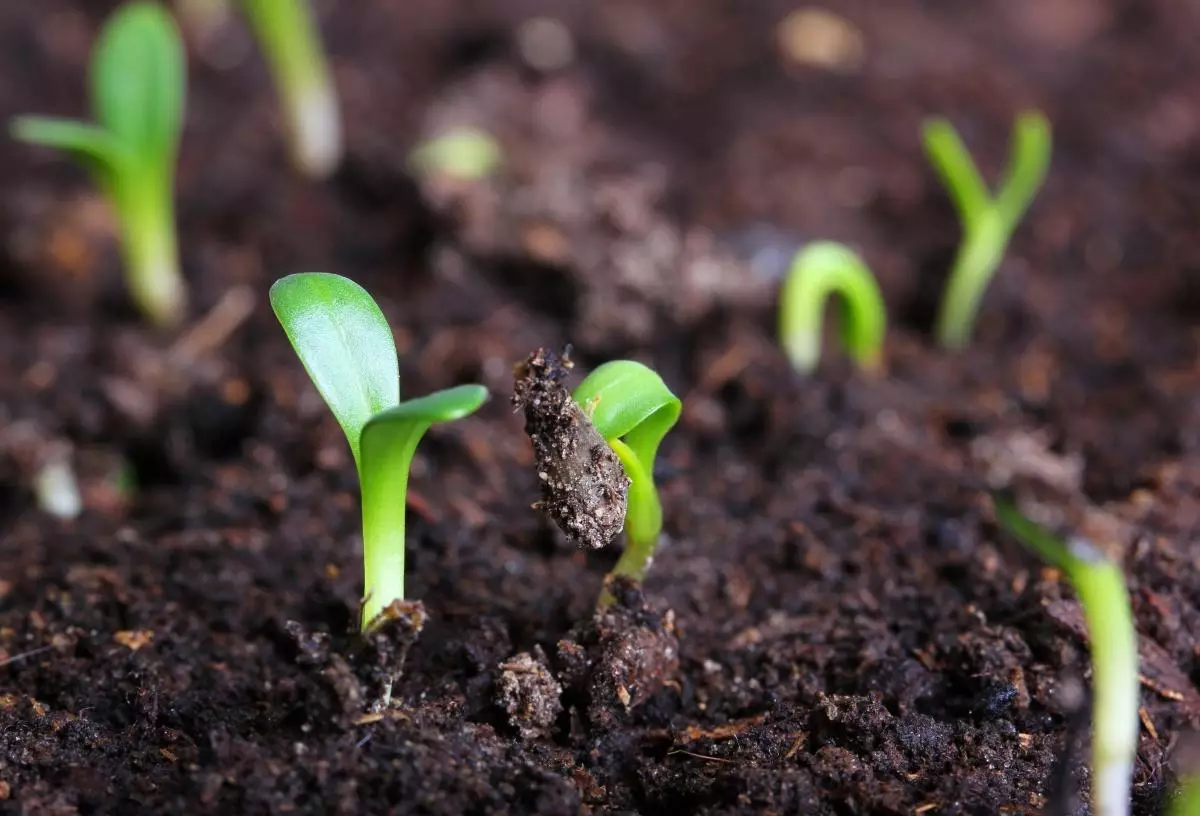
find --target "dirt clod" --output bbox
[496,646,563,739]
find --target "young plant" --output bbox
[270,273,488,630]
[408,127,503,182]
[995,497,1138,816]
[11,2,187,328]
[572,361,681,602]
[241,0,341,178]
[923,111,1052,350]
[1173,777,1200,816]
[778,240,886,374]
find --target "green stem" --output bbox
[119,171,186,328]
[598,438,661,607]
[934,212,1007,351]
[241,0,341,178]
[358,439,415,631]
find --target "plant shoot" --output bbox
[241,0,342,178]
[408,127,503,182]
[778,241,886,374]
[923,112,1051,350]
[11,2,187,327]
[995,497,1138,816]
[270,273,488,630]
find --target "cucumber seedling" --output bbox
[11,2,187,328]
[995,497,1138,816]
[241,0,342,178]
[271,273,488,630]
[923,112,1051,350]
[778,241,887,374]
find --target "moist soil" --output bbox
[1,1,1199,813]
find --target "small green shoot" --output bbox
[241,0,342,178]
[11,2,187,328]
[778,241,886,374]
[923,112,1052,350]
[995,497,1137,816]
[572,361,680,603]
[1172,776,1200,816]
[408,127,503,182]
[270,273,488,630]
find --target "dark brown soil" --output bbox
[2,1,1199,813]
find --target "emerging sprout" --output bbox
[922,112,1052,350]
[408,127,503,182]
[11,2,187,328]
[1172,776,1200,816]
[995,497,1137,816]
[241,0,342,178]
[270,273,488,630]
[778,241,886,374]
[572,361,681,603]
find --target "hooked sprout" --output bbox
[923,112,1052,350]
[11,2,187,328]
[778,241,886,374]
[995,497,1137,816]
[408,127,503,182]
[270,273,488,630]
[241,0,342,178]
[572,361,681,602]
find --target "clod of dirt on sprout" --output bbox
[270,272,488,633]
[496,647,562,740]
[513,347,629,551]
[778,240,887,375]
[994,495,1137,816]
[241,0,342,178]
[10,2,188,328]
[408,127,503,182]
[922,112,1052,350]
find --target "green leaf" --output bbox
[357,384,488,628]
[269,273,400,468]
[91,2,185,163]
[9,117,127,194]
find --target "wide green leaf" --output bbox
[91,2,185,163]
[573,360,681,472]
[270,273,400,468]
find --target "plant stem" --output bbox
[359,444,413,631]
[120,171,186,328]
[242,0,341,178]
[934,212,1006,351]
[598,437,661,607]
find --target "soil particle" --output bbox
[513,346,629,550]
[495,646,563,740]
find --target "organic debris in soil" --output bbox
[512,346,630,549]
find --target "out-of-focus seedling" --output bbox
[241,0,342,178]
[11,2,187,328]
[270,273,488,630]
[922,112,1051,350]
[408,127,503,182]
[778,241,886,374]
[995,497,1137,816]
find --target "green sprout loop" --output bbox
[923,112,1052,350]
[778,241,886,374]
[241,0,342,179]
[995,497,1138,816]
[270,273,488,630]
[572,361,681,602]
[11,2,187,328]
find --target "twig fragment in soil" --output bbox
[0,644,54,668]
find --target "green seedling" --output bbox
[1172,776,1200,816]
[11,2,187,328]
[270,273,488,630]
[995,497,1137,816]
[242,0,341,178]
[408,127,503,182]
[572,361,681,603]
[923,111,1051,350]
[778,241,886,374]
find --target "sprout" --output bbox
[923,112,1052,350]
[270,273,488,630]
[241,0,341,179]
[11,2,187,328]
[995,497,1137,816]
[778,241,886,374]
[1171,776,1200,816]
[407,127,503,182]
[572,361,681,604]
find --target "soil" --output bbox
[1,0,1199,814]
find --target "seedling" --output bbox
[995,497,1137,816]
[270,273,488,630]
[778,241,886,374]
[572,361,681,603]
[923,112,1051,350]
[408,127,503,182]
[11,2,187,328]
[1172,776,1200,816]
[241,0,342,178]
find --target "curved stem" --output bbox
[119,170,186,327]
[934,212,1006,351]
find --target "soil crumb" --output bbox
[496,646,563,740]
[512,347,630,549]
